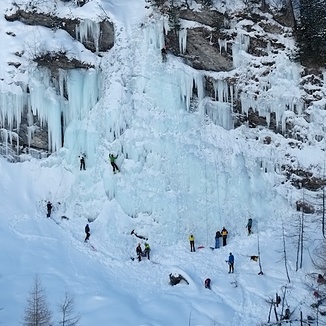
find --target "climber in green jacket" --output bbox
[109,153,119,173]
[144,243,151,260]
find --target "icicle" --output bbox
[230,84,234,108]
[193,73,204,101]
[76,19,101,53]
[218,39,227,54]
[232,32,250,67]
[179,28,187,54]
[202,99,233,130]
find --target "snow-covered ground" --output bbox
[0,0,325,325]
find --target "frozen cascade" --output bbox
[0,85,25,138]
[239,56,303,130]
[213,79,230,103]
[28,69,63,152]
[0,129,19,153]
[76,19,101,53]
[27,67,100,152]
[200,98,233,130]
[88,20,286,244]
[232,32,250,68]
[12,12,292,247]
[178,66,205,111]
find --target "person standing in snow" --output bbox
[109,154,119,173]
[136,243,143,262]
[84,224,90,242]
[189,234,195,252]
[204,278,211,289]
[215,230,221,249]
[79,154,86,171]
[161,47,167,62]
[227,252,234,273]
[46,201,53,218]
[144,243,151,260]
[246,218,253,235]
[221,227,228,246]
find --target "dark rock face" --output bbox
[179,9,225,28]
[34,52,95,72]
[296,200,315,214]
[165,9,232,72]
[5,9,114,53]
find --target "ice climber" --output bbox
[46,201,53,218]
[221,227,228,246]
[204,278,211,289]
[136,243,143,262]
[246,218,253,235]
[84,224,90,242]
[131,229,148,240]
[161,47,167,62]
[144,243,151,260]
[79,154,86,171]
[189,234,195,252]
[215,230,221,249]
[109,154,119,173]
[227,252,234,273]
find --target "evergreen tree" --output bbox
[22,275,53,326]
[296,0,326,66]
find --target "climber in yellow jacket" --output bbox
[189,234,195,252]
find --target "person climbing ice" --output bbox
[109,153,119,173]
[79,154,86,171]
[84,224,90,242]
[204,278,211,289]
[246,218,253,235]
[46,201,53,218]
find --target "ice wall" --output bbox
[0,67,100,154]
[0,83,26,150]
[84,18,289,246]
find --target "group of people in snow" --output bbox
[214,226,229,248]
[135,243,151,261]
[45,198,253,291]
[78,152,120,173]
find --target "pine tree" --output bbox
[296,0,326,66]
[22,275,53,326]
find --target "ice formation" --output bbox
[0,66,100,153]
[76,19,101,53]
[0,1,323,244]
